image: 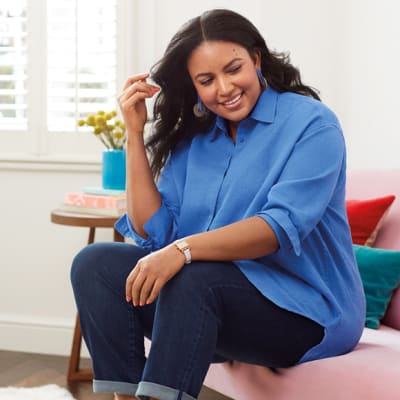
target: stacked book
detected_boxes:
[59,187,126,217]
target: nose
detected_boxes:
[215,75,233,96]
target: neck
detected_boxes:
[229,121,238,143]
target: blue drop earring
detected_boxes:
[193,95,207,118]
[256,68,267,90]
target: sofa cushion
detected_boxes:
[204,326,400,400]
[346,195,395,246]
[353,244,400,329]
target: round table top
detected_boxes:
[50,209,121,228]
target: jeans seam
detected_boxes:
[94,254,144,383]
[127,305,138,382]
[177,288,208,392]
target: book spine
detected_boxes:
[59,204,126,217]
[64,192,126,209]
[82,186,126,196]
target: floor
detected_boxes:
[0,350,231,400]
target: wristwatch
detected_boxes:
[174,240,192,264]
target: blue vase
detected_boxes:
[102,149,126,190]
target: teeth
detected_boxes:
[224,94,241,105]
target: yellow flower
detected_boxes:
[113,131,124,140]
[95,115,106,126]
[78,110,126,150]
[86,114,96,126]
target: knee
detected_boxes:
[70,242,149,295]
[70,243,105,293]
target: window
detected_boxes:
[47,0,117,132]
[0,0,135,161]
[0,0,27,130]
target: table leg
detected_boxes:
[67,227,96,382]
[67,226,124,382]
[67,228,125,382]
[113,228,124,242]
[88,227,95,244]
[67,314,93,382]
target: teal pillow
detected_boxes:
[353,244,400,329]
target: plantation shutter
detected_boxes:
[47,0,117,132]
[0,0,28,130]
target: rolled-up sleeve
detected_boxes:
[115,153,182,251]
[115,198,178,250]
[258,211,299,255]
[257,124,345,256]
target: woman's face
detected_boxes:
[187,40,262,126]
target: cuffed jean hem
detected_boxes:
[136,381,196,400]
[93,379,138,395]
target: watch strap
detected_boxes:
[174,240,192,264]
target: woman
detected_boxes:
[71,9,365,400]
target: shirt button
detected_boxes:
[239,138,244,143]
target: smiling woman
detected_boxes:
[187,41,263,141]
[1,7,399,400]
[70,8,366,400]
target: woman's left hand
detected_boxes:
[125,244,186,306]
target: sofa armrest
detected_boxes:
[383,287,400,330]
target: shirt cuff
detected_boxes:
[256,209,301,256]
[115,202,177,251]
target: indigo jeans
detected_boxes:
[70,242,323,400]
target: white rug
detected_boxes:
[0,384,76,400]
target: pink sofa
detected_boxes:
[204,169,400,400]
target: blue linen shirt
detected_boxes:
[116,87,366,363]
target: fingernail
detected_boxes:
[126,296,130,302]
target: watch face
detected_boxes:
[177,240,189,251]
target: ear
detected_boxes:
[251,49,262,69]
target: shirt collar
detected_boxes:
[213,86,278,138]
[250,85,278,123]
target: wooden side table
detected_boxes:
[51,209,125,383]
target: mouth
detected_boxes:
[221,92,243,107]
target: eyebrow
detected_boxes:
[194,57,244,80]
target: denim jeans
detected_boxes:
[70,242,323,400]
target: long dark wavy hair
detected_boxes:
[147,9,320,178]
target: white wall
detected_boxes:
[344,0,400,168]
[1,0,400,356]
[0,163,110,356]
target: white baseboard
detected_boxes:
[0,314,89,357]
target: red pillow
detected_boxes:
[346,195,396,246]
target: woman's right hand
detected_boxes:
[117,73,160,137]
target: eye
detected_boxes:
[227,64,242,74]
[199,77,213,86]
